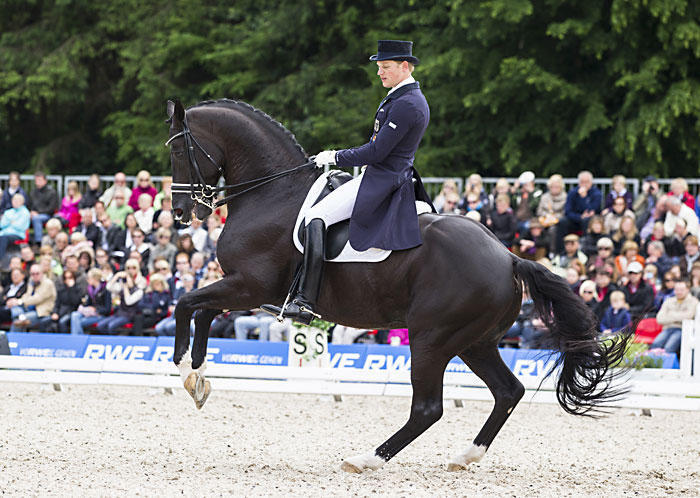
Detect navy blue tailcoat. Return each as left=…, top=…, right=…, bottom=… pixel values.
left=336, top=81, right=435, bottom=251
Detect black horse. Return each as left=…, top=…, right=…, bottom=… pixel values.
left=165, top=98, right=629, bottom=472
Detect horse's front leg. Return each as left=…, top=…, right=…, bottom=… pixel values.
left=173, top=277, right=237, bottom=409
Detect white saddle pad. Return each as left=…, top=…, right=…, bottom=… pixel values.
left=293, top=171, right=432, bottom=263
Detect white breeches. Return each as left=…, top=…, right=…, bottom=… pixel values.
left=304, top=173, right=364, bottom=227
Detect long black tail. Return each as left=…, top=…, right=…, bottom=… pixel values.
left=512, top=257, right=631, bottom=416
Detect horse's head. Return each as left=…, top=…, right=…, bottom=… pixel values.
left=166, top=99, right=224, bottom=224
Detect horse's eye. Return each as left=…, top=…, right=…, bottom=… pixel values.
left=171, top=149, right=185, bottom=157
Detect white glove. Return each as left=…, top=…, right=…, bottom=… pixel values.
left=314, top=150, right=336, bottom=168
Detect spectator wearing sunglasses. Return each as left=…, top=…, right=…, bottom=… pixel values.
left=149, top=227, right=177, bottom=271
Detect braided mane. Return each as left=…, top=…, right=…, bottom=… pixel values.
left=190, top=99, right=307, bottom=157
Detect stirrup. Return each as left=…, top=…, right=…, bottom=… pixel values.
left=294, top=299, right=322, bottom=320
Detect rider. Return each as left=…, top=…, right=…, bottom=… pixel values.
left=262, top=40, right=434, bottom=324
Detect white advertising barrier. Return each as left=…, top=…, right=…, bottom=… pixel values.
left=1, top=354, right=699, bottom=411
left=680, top=307, right=700, bottom=378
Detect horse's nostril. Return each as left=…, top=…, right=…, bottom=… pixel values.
left=173, top=208, right=183, bottom=219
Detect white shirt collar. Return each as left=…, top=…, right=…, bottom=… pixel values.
left=387, top=75, right=415, bottom=95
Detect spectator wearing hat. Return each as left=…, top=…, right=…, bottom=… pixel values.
left=615, top=240, right=645, bottom=276
left=651, top=279, right=699, bottom=358
left=559, top=171, right=602, bottom=252
left=552, top=233, right=587, bottom=278
left=580, top=215, right=606, bottom=257
left=633, top=175, right=661, bottom=231
left=664, top=196, right=698, bottom=238
left=512, top=171, right=542, bottom=233
left=622, top=261, right=655, bottom=320
left=603, top=175, right=634, bottom=212
left=512, top=218, right=549, bottom=261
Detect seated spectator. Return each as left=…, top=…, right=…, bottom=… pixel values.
left=53, top=231, right=69, bottom=260
left=181, top=217, right=208, bottom=252
left=154, top=270, right=195, bottom=336
left=96, top=258, right=147, bottom=333
left=552, top=234, right=587, bottom=277
left=438, top=192, right=461, bottom=214
left=152, top=209, right=177, bottom=243
left=19, top=244, right=36, bottom=272
left=680, top=236, right=700, bottom=275
left=586, top=237, right=615, bottom=275
left=464, top=173, right=490, bottom=210
left=74, top=207, right=102, bottom=249
left=667, top=177, right=695, bottom=210
left=62, top=254, right=87, bottom=293
left=176, top=233, right=196, bottom=260
left=94, top=200, right=106, bottom=221
left=611, top=215, right=641, bottom=255
left=209, top=311, right=247, bottom=338
left=128, top=170, right=157, bottom=211
left=29, top=171, right=59, bottom=246
left=603, top=196, right=635, bottom=234
left=433, top=179, right=459, bottom=213
left=578, top=279, right=600, bottom=316
left=690, top=262, right=700, bottom=299
left=168, top=252, right=191, bottom=294
left=599, top=290, right=631, bottom=335
left=79, top=173, right=103, bottom=209
left=134, top=193, right=155, bottom=235
left=488, top=178, right=511, bottom=208
left=39, top=246, right=63, bottom=281
left=580, top=216, right=606, bottom=257
left=486, top=194, right=517, bottom=247
left=603, top=174, right=633, bottom=212
left=1, top=256, right=22, bottom=288
left=566, top=265, right=584, bottom=295
left=202, top=216, right=223, bottom=261
left=131, top=273, right=170, bottom=335
left=149, top=228, right=177, bottom=271
left=644, top=240, right=676, bottom=278
left=622, top=261, right=655, bottom=321
left=651, top=279, right=698, bottom=357
left=95, top=247, right=115, bottom=274
left=654, top=271, right=676, bottom=310
left=153, top=176, right=172, bottom=210
left=0, top=171, right=29, bottom=214
left=40, top=218, right=64, bottom=252
left=105, top=188, right=133, bottom=228
left=501, top=291, right=535, bottom=347
left=99, top=213, right=125, bottom=257
left=559, top=171, right=601, bottom=252
left=0, top=193, right=30, bottom=262
left=77, top=250, right=94, bottom=272
left=0, top=268, right=27, bottom=323
left=594, top=266, right=619, bottom=321
left=512, top=218, right=549, bottom=261
left=460, top=192, right=486, bottom=220
left=233, top=310, right=276, bottom=341
left=615, top=240, right=645, bottom=276
left=7, top=264, right=57, bottom=331
left=61, top=232, right=95, bottom=267
left=37, top=269, right=82, bottom=333
left=511, top=171, right=542, bottom=233
left=56, top=181, right=82, bottom=229
left=127, top=228, right=151, bottom=275
left=537, top=173, right=567, bottom=255
left=190, top=252, right=205, bottom=284
left=633, top=175, right=661, bottom=232
left=664, top=196, right=698, bottom=238
left=332, top=325, right=372, bottom=344
left=70, top=268, right=111, bottom=335
left=151, top=257, right=172, bottom=280
left=99, top=172, right=131, bottom=208
left=197, top=265, right=222, bottom=289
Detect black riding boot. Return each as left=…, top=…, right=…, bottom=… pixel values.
left=261, top=219, right=325, bottom=325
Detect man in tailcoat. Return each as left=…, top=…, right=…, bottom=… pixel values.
left=263, top=40, right=435, bottom=324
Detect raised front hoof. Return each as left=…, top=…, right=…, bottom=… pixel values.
left=184, top=372, right=211, bottom=410
left=340, top=453, right=385, bottom=474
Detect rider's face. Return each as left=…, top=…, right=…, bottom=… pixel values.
left=377, top=61, right=410, bottom=89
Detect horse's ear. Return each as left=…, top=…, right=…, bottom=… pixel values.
left=166, top=98, right=185, bottom=123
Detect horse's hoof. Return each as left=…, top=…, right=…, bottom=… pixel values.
left=340, top=453, right=385, bottom=473
left=184, top=373, right=211, bottom=410
left=447, top=444, right=487, bottom=471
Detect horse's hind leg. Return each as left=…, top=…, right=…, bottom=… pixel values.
left=341, top=347, right=449, bottom=473
left=448, top=346, right=525, bottom=471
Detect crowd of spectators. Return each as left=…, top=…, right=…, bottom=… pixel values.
left=2, top=169, right=700, bottom=358
left=436, top=171, right=700, bottom=358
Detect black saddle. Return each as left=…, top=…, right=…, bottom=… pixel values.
left=298, top=170, right=354, bottom=260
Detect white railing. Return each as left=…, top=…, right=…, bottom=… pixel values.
left=1, top=355, right=698, bottom=411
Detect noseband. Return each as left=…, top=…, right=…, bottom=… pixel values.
left=166, top=117, right=315, bottom=212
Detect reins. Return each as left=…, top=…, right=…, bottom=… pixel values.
left=167, top=117, right=316, bottom=211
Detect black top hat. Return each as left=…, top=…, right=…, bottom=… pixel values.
left=369, top=40, right=420, bottom=65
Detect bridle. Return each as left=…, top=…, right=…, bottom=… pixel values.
left=166, top=116, right=316, bottom=212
